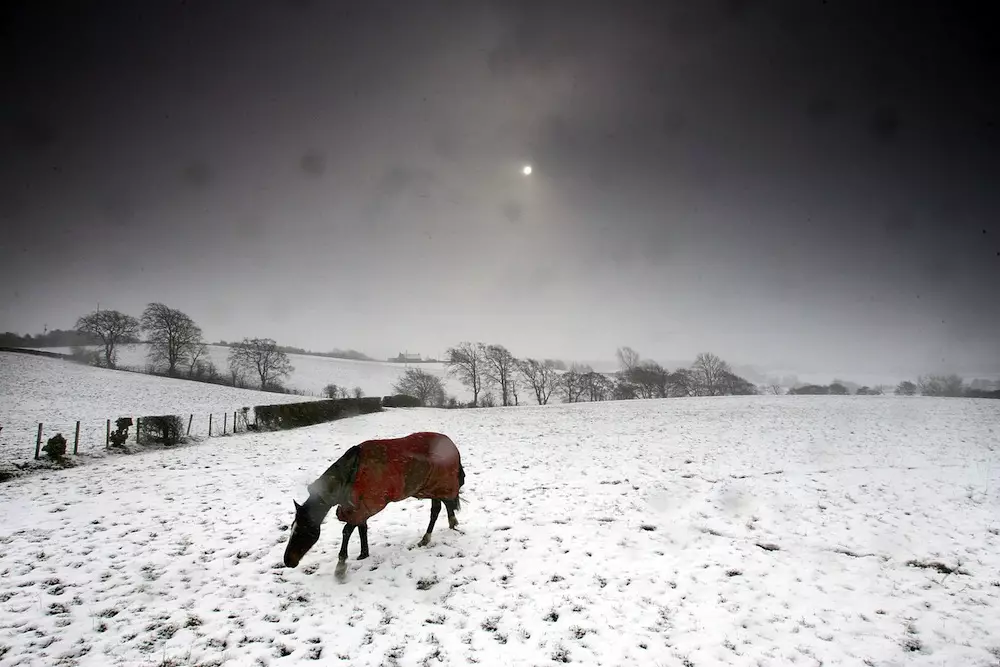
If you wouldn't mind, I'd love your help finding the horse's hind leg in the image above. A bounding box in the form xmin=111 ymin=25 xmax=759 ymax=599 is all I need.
xmin=443 ymin=498 xmax=460 ymax=530
xmin=357 ymin=522 xmax=369 ymax=560
xmin=418 ymin=499 xmax=442 ymax=546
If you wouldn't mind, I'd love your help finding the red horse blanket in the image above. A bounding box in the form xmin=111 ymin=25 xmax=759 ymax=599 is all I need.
xmin=335 ymin=431 xmax=463 ymax=525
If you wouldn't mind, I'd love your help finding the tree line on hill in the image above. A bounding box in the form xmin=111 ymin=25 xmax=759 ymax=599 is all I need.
xmin=393 ymin=342 xmax=1000 ymax=407
xmin=10 ymin=307 xmax=998 ymax=404
xmin=0 ymin=329 xmax=104 ymax=348
xmin=391 ymin=344 xmax=759 ymax=407
xmin=786 ymin=376 xmax=998 ymax=398
xmin=58 ymin=305 xmax=303 ymax=394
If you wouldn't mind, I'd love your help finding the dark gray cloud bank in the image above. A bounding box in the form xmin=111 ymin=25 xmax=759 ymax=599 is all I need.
xmin=2 ymin=0 xmax=997 ymax=379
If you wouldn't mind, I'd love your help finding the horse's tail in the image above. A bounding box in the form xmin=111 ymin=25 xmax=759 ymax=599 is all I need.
xmin=454 ymin=461 xmax=466 ymax=512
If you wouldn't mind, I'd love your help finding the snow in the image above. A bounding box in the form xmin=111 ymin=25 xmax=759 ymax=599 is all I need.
xmin=1 ymin=396 xmax=999 ymax=666
xmin=0 ymin=351 xmax=319 ymax=465
xmin=27 ymin=345 xmax=469 ymax=401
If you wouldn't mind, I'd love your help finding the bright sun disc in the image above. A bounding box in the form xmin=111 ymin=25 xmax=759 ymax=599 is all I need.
xmin=522 ymin=165 xmax=532 ymax=175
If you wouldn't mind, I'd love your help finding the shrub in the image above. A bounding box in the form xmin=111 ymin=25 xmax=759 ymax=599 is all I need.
xmin=139 ymin=415 xmax=185 ymax=445
xmin=392 ymin=368 xmax=446 ymax=406
xmin=254 ymin=397 xmax=382 ymax=431
xmin=43 ymin=433 xmax=67 ymax=459
xmin=382 ymin=394 xmax=422 ymax=408
xmin=789 ymin=384 xmax=829 ymax=395
xmin=108 ymin=418 xmax=132 ymax=448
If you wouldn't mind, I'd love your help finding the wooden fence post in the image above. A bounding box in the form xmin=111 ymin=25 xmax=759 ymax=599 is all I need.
xmin=106 ymin=419 xmax=110 ymax=447
xmin=74 ymin=421 xmax=80 ymax=455
xmin=209 ymin=414 xmax=213 ymax=437
xmin=187 ymin=414 xmax=193 ymax=436
xmin=136 ymin=417 xmax=141 ymax=444
xmin=223 ymin=412 xmax=227 ymax=435
xmin=34 ymin=423 xmax=43 ymax=460
xmin=234 ymin=411 xmax=238 ymax=433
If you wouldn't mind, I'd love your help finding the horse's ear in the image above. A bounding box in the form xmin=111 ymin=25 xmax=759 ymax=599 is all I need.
xmin=293 ymin=499 xmax=301 ymax=510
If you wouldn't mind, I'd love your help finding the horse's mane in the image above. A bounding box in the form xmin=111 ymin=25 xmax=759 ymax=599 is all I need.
xmin=308 ymin=444 xmax=361 ymax=506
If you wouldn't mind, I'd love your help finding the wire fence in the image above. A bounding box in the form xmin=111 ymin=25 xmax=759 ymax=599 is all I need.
xmin=0 ymin=406 xmax=260 ymax=467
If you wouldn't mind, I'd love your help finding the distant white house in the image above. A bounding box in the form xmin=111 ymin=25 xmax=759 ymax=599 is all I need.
xmin=389 ymin=352 xmax=422 ymax=363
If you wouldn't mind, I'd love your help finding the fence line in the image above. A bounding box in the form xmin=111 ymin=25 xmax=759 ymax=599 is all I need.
xmin=1 ymin=405 xmax=262 ymax=464
xmin=4 ymin=395 xmax=398 ymax=467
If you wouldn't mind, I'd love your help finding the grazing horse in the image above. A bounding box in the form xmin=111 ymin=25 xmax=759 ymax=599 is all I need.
xmin=283 ymin=431 xmax=465 ymax=570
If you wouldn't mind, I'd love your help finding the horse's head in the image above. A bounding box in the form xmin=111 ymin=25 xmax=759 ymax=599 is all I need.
xmin=283 ymin=499 xmax=324 ymax=568
xmin=283 ymin=446 xmax=360 ymax=568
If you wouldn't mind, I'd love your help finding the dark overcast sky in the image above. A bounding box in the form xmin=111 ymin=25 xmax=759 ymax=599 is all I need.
xmin=2 ymin=0 xmax=997 ymax=378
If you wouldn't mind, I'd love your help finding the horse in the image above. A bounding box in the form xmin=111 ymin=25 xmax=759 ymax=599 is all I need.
xmin=282 ymin=431 xmax=465 ymax=570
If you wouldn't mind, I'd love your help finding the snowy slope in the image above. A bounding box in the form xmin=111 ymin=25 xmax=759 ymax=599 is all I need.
xmin=0 ymin=396 xmax=998 ymax=666
xmin=28 ymin=345 xmax=471 ymax=401
xmin=0 ymin=351 xmax=319 ymax=463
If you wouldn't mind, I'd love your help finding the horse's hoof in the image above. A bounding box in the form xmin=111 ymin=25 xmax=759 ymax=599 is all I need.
xmin=358 ymin=553 xmax=369 ymax=561
xmin=417 ymin=535 xmax=431 ymax=547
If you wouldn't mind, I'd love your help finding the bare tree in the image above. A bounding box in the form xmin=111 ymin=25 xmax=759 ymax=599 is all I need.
xmin=628 ymin=361 xmax=669 ymax=398
xmin=667 ymin=369 xmax=697 ymax=397
xmin=75 ymin=309 xmax=140 ymax=369
xmin=323 ymin=383 xmax=347 ymax=399
xmin=918 ymin=374 xmax=964 ymax=397
xmin=186 ymin=342 xmax=209 ymax=376
xmin=691 ymin=352 xmax=731 ymax=396
xmin=228 ymin=337 xmax=294 ymax=390
xmin=445 ymin=342 xmax=486 ymax=406
xmin=895 ymin=380 xmax=917 ymax=396
xmin=352 ymin=386 xmax=364 ymax=399
xmin=483 ymin=344 xmax=518 ymax=406
xmin=140 ymin=302 xmax=205 ymax=376
xmin=721 ymin=371 xmax=758 ymax=395
xmin=561 ymin=364 xmax=589 ymax=403
xmin=767 ymin=382 xmax=783 ymax=395
xmin=616 ymin=346 xmax=640 ymax=372
xmin=393 ymin=368 xmax=446 ymax=407
xmin=518 ymin=358 xmax=559 ymax=405
xmin=613 ymin=374 xmax=638 ymax=400
xmin=581 ymin=371 xmax=614 ymax=401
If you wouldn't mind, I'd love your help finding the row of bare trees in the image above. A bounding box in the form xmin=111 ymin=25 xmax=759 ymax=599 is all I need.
xmin=75 ymin=303 xmax=208 ymax=374
xmin=444 ymin=342 xmax=564 ymax=407
xmin=609 ymin=347 xmax=757 ymax=400
xmin=73 ymin=305 xmax=295 ymax=391
xmin=440 ymin=342 xmax=757 ymax=407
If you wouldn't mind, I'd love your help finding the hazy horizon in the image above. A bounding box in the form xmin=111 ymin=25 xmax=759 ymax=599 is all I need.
xmin=2 ymin=1 xmax=998 ymax=381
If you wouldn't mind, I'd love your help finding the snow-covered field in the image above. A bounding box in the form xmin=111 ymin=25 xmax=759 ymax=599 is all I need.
xmin=0 ymin=351 xmax=320 ymax=463
xmin=1 ymin=396 xmax=998 ymax=666
xmin=28 ymin=345 xmax=469 ymax=401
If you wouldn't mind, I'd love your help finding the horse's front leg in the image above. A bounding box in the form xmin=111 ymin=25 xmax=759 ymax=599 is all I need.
xmin=357 ymin=522 xmax=369 ymax=560
xmin=338 ymin=523 xmax=356 ymax=563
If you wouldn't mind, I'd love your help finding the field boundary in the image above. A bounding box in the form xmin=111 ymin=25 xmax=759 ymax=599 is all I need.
xmin=0 ymin=395 xmax=419 ymax=484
